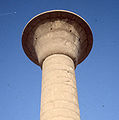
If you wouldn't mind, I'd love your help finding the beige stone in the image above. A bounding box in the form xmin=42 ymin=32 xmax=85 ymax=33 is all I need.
xmin=40 ymin=54 xmax=80 ymax=120
xmin=22 ymin=10 xmax=93 ymax=120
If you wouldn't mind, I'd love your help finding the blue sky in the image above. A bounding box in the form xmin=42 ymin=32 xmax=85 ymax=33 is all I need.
xmin=0 ymin=0 xmax=119 ymax=120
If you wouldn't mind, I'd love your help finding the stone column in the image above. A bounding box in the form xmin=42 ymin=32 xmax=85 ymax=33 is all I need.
xmin=22 ymin=10 xmax=93 ymax=120
xmin=40 ymin=54 xmax=80 ymax=120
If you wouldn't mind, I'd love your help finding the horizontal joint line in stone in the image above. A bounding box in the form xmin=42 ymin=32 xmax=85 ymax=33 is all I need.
xmin=41 ymin=115 xmax=77 ymax=120
xmin=41 ymin=82 xmax=77 ymax=92
xmin=41 ymin=89 xmax=78 ymax=99
xmin=42 ymin=76 xmax=76 ymax=85
xmin=40 ymin=107 xmax=80 ymax=118
xmin=41 ymin=99 xmax=79 ymax=109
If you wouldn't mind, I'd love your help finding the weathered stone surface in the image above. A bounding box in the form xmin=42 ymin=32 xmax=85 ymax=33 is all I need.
xmin=22 ymin=10 xmax=93 ymax=67
xmin=41 ymin=54 xmax=80 ymax=120
xmin=22 ymin=10 xmax=93 ymax=120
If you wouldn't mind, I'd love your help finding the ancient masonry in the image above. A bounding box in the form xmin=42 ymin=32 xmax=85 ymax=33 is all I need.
xmin=22 ymin=10 xmax=93 ymax=120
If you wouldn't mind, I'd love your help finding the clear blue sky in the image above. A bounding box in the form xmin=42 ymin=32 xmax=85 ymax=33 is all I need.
xmin=0 ymin=0 xmax=119 ymax=120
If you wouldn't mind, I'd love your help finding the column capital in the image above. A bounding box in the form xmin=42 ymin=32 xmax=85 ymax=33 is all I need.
xmin=22 ymin=10 xmax=93 ymax=67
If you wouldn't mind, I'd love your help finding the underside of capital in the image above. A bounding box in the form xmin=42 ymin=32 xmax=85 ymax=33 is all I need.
xmin=22 ymin=10 xmax=93 ymax=67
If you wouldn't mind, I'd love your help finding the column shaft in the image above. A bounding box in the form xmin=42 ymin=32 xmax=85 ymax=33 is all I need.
xmin=40 ymin=54 xmax=80 ymax=120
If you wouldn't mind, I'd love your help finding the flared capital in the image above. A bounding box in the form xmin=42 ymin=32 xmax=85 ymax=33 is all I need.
xmin=22 ymin=10 xmax=93 ymax=67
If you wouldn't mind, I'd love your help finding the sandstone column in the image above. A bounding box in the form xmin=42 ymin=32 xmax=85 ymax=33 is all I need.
xmin=40 ymin=54 xmax=79 ymax=120
xmin=22 ymin=10 xmax=93 ymax=120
